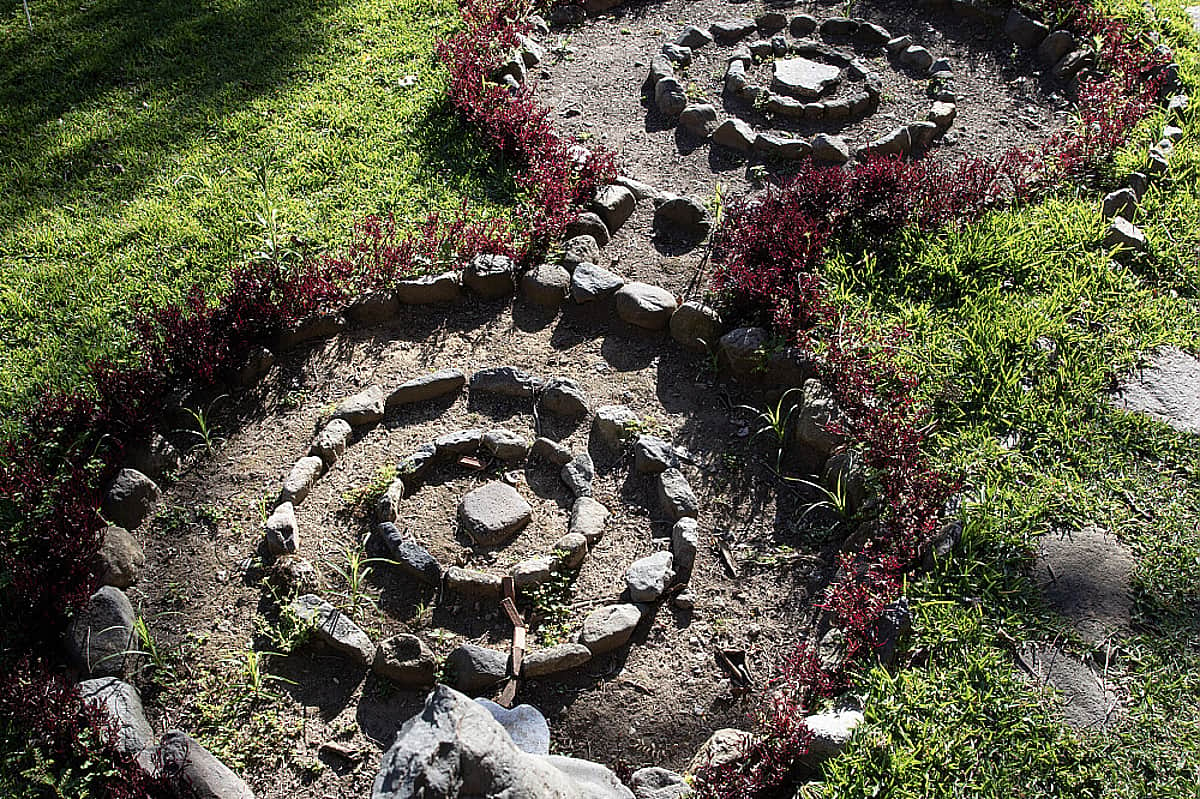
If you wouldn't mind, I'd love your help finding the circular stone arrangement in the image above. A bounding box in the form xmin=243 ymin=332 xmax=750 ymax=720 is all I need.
xmin=257 ymin=363 xmax=710 ymax=694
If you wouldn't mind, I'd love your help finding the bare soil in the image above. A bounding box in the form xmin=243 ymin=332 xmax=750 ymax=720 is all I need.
xmin=130 ymin=298 xmax=845 ymax=798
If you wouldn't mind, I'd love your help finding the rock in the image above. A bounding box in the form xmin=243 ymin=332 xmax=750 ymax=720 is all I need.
xmin=798 ymin=708 xmax=864 ymax=768
xmin=459 ymin=482 xmax=533 ymax=545
xmin=445 ymin=644 xmax=509 ymax=693
xmin=773 ymin=57 xmax=840 ymax=99
xmin=1004 ymin=9 xmax=1049 ymax=48
xmin=435 ymin=428 xmax=484 ymax=457
xmin=711 ymin=18 xmax=757 ymax=43
xmin=670 ymin=301 xmax=721 ymax=351
xmin=654 ymin=196 xmax=712 ymax=239
xmin=1053 ymin=49 xmax=1093 ymax=81
xmin=634 ymin=435 xmax=677 ymax=474
xmin=794 ymin=379 xmax=845 ymax=455
xmin=464 ymin=254 xmax=515 ymax=298
xmin=293 ymin=594 xmax=374 ymax=665
xmin=378 ymin=523 xmax=443 ymax=586
xmin=445 ymin=566 xmax=504 ymax=597
xmin=900 ymin=45 xmax=934 ymax=73
xmin=387 ymin=369 xmax=466 ymax=406
xmin=657 ymin=468 xmax=699 ymax=521
xmin=856 ymin=22 xmax=891 ymax=46
xmin=673 ymin=592 xmax=695 ymax=610
xmin=127 ymin=434 xmax=180 ymax=481
xmin=1104 ymin=217 xmax=1146 ymax=251
xmin=97 ymin=526 xmax=145 ymax=588
xmin=578 ymin=603 xmax=642 ymax=654
xmin=264 ymin=502 xmax=299 ymax=556
xmin=869 ymin=597 xmax=912 ymax=666
xmin=102 ymin=468 xmax=161 ymax=530
xmin=531 ymin=437 xmax=574 ymax=466
xmin=625 ymin=551 xmax=675 ymax=602
xmin=334 ymin=385 xmax=385 ymax=426
xmin=482 ymin=428 xmax=531 ymax=461
xmin=270 ymin=554 xmax=322 ymax=594
xmin=513 ymin=556 xmax=556 ymax=588
xmin=646 ymin=55 xmax=675 ymax=89
xmin=553 ymin=532 xmax=589 ymax=569
xmin=631 ymin=767 xmax=691 ymax=799
xmin=372 ymin=686 xmax=633 ymax=798
xmin=552 ymin=2 xmax=586 ymax=23
xmin=523 ymin=642 xmax=592 ymax=678
xmin=373 ymin=634 xmax=437 ymax=688
xmin=277 ymin=312 xmax=345 ymax=349
xmin=397 ymin=442 xmax=438 ymax=484
xmin=688 ymin=728 xmax=757 ymax=773
xmin=1038 ymin=30 xmax=1074 ymax=64
xmin=679 ymin=104 xmax=718 ymax=138
xmin=766 ymin=347 xmax=817 ymax=386
xmin=672 ymin=517 xmax=700 ymax=578
xmin=819 ymin=16 xmax=857 ymax=36
xmin=712 ymin=118 xmax=755 ymax=152
xmin=821 ymin=449 xmax=868 ymax=513
xmin=928 ymin=101 xmax=956 ymax=128
xmin=396 ymin=271 xmax=462 ymax=304
xmin=1113 ymin=347 xmax=1200 ymax=434
xmin=677 ymin=25 xmax=712 ymax=48
xmin=347 ymin=291 xmax=400 ymax=326
xmin=718 ymin=326 xmax=768 ymax=378
xmin=811 ymin=134 xmax=851 ymax=164
xmin=474 ymin=699 xmax=551 ymax=756
xmin=158 ymin=731 xmax=255 ymax=799
xmin=523 ymin=263 xmax=572 ymax=307
xmin=593 ymin=404 xmax=639 ymax=446
xmin=614 ymin=176 xmax=666 ymax=202
xmin=592 ymin=185 xmax=637 ymax=233
xmin=754 ymin=133 xmax=812 ymax=160
xmin=1016 ymin=642 xmax=1120 ymax=730
xmin=471 ymin=366 xmax=545 ymax=398
xmin=519 ymin=35 xmax=545 ymax=67
xmin=66 ymin=586 xmax=134 ymax=676
xmin=540 ymin=377 xmax=589 ymax=417
xmin=564 ymin=212 xmax=611 ymax=246
xmin=1036 ymin=524 xmax=1134 ymax=645
xmin=80 ymin=678 xmax=153 ymax=759
xmin=661 ymin=43 xmax=692 ymax=66
xmin=654 ymin=76 xmax=688 ymax=117
xmin=1168 ymin=94 xmax=1189 ymax=119
xmin=375 ymin=477 xmax=407 ymax=523
xmin=562 ymin=235 xmax=601 ymax=270
xmin=615 ymin=282 xmax=678 ymax=330
xmin=279 ymin=455 xmax=324 ymax=505
xmin=310 ymin=418 xmax=352 ymax=465
xmin=860 ymin=126 xmax=910 ymax=159
xmin=1102 ymin=188 xmax=1137 ymax=220
xmin=561 ymin=453 xmax=595 ymax=497
xmin=570 ymin=497 xmax=610 ymax=543
xmin=789 ymin=13 xmax=817 ymax=37
xmin=572 ymin=262 xmax=625 ymax=302
xmin=545 ymin=756 xmax=635 ymax=799
xmin=908 ymin=121 xmax=940 ymax=149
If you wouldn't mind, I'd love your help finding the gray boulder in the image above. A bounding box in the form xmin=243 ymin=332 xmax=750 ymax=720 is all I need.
xmin=523 ymin=263 xmax=572 ymax=307
xmin=564 ymin=212 xmax=610 ymax=246
xmin=561 ymin=453 xmax=596 ymax=498
xmin=653 ymin=196 xmax=711 ymax=240
xmin=712 ymin=118 xmax=755 ymax=152
xmin=475 ymin=700 xmax=551 ymax=756
xmin=373 ymin=634 xmax=438 ymax=688
xmin=655 ymin=77 xmax=688 ymax=117
xmin=615 ymin=283 xmax=678 ymax=330
xmin=657 ymin=469 xmax=698 ymax=521
xmin=464 ymin=254 xmax=516 ymax=298
xmin=79 ymin=677 xmax=153 ymax=758
xmin=279 ymin=455 xmax=324 ymax=505
xmin=531 ymin=437 xmax=574 ymax=466
xmin=562 ymin=235 xmax=601 ymax=270
xmin=592 ymin=404 xmax=639 ymax=446
xmin=811 ymin=133 xmax=851 ymax=164
xmin=669 ymin=301 xmax=721 ymax=351
xmin=553 ymin=532 xmax=589 ymax=570
xmin=482 ymin=428 xmax=531 ymax=461
xmin=523 ymin=642 xmax=592 ymax=678
xmin=471 ymin=366 xmax=545 ymax=398
xmin=387 ymin=369 xmax=466 ymax=406
xmin=1104 ymin=217 xmax=1146 ymax=252
xmin=591 ymin=185 xmax=637 ymax=233
xmin=540 ymin=377 xmax=590 ymax=417
xmin=679 ymin=104 xmax=718 ymax=138
xmin=378 ymin=523 xmax=443 ymax=586
xmin=334 ymin=385 xmax=386 ymax=426
xmin=292 ymin=594 xmax=374 ymax=665
xmin=671 ymin=517 xmax=700 ymax=578
xmin=572 ymin=263 xmax=625 ymax=303
xmin=66 ymin=586 xmax=134 ymax=676
xmin=570 ymin=497 xmax=610 ymax=543
xmin=794 ymin=378 xmax=846 ymax=455
xmin=445 ymin=644 xmax=509 ymax=693
xmin=1004 ymin=9 xmax=1049 ymax=48
xmin=310 ymin=418 xmax=353 ymax=465
xmin=396 ymin=271 xmax=462 ymax=304
xmin=625 ymin=551 xmax=675 ymax=602
xmin=264 ymin=502 xmax=299 ymax=556
xmin=718 ymin=326 xmax=768 ymax=379
xmin=578 ymin=603 xmax=642 ymax=654
xmin=102 ymin=468 xmax=160 ymax=530
xmin=634 ymin=435 xmax=677 ymax=474
xmin=158 ymin=731 xmax=255 ymax=799
xmin=459 ymin=482 xmax=533 ymax=545
xmin=435 ymin=428 xmax=484 ymax=458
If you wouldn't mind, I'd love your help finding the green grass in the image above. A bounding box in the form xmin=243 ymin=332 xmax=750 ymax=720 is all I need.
xmin=0 ymin=0 xmax=513 ymax=413
xmin=809 ymin=1 xmax=1200 ymax=794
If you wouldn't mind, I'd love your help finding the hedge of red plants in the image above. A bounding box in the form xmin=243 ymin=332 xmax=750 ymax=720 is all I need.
xmin=0 ymin=0 xmax=1170 ymax=795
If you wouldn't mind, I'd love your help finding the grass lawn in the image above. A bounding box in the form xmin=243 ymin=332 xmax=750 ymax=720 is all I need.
xmin=0 ymin=0 xmax=512 ymax=416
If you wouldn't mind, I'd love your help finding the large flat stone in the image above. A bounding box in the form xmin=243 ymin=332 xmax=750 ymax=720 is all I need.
xmin=459 ymin=482 xmax=533 ymax=545
xmin=1113 ymin=347 xmax=1200 ymax=433
xmin=773 ymin=57 xmax=840 ymax=99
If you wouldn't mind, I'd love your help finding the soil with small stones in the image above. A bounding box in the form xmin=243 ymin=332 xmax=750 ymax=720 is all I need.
xmin=534 ymin=0 xmax=1074 ymax=292
xmin=130 ymin=298 xmax=848 ymax=799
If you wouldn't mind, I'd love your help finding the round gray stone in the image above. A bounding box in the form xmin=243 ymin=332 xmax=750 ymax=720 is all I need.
xmin=459 ymin=482 xmax=533 ymax=545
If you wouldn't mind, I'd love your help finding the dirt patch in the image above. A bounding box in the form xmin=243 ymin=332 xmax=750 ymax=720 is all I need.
xmin=1112 ymin=346 xmax=1200 ymax=435
xmin=531 ymin=0 xmax=1074 ymax=294
xmin=129 ymin=298 xmax=848 ymax=798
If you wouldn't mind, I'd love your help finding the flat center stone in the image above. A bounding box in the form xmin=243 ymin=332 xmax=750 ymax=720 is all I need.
xmin=458 ymin=481 xmax=532 ymax=546
xmin=773 ymin=57 xmax=841 ymax=99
